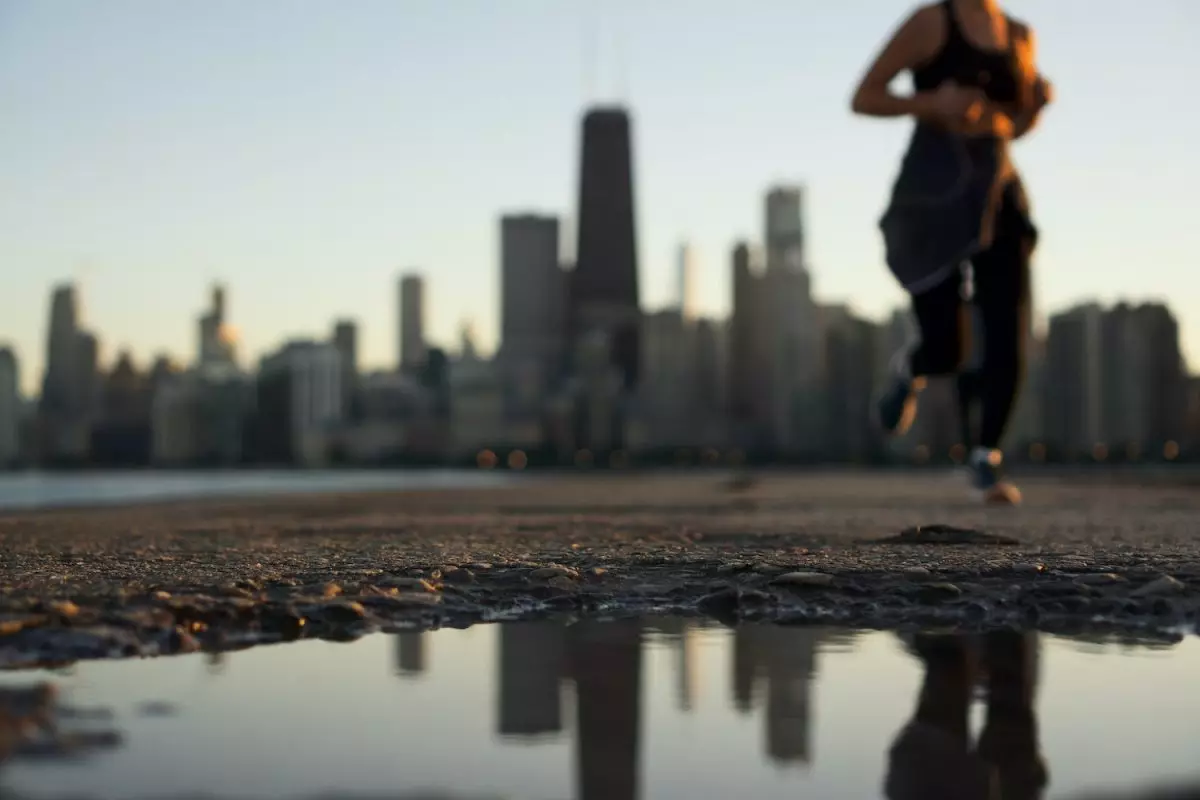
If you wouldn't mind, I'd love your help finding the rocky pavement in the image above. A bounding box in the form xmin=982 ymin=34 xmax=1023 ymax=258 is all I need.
xmin=0 ymin=470 xmax=1198 ymax=666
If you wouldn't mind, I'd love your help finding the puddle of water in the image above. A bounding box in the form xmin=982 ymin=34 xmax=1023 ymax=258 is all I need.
xmin=0 ymin=621 xmax=1196 ymax=799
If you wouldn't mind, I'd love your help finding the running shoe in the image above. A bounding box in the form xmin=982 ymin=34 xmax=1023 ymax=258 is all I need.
xmin=969 ymin=447 xmax=1022 ymax=505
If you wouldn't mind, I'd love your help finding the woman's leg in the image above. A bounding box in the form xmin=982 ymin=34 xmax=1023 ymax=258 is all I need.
xmin=910 ymin=270 xmax=968 ymax=378
xmin=884 ymin=635 xmax=996 ymax=799
xmin=956 ymin=295 xmax=985 ymax=449
xmin=976 ymin=632 xmax=1048 ymax=799
xmin=877 ymin=270 xmax=967 ymax=436
xmin=972 ymin=184 xmax=1034 ymax=451
xmin=956 ymin=367 xmax=982 ymax=448
xmin=968 ymin=180 xmax=1035 ymax=501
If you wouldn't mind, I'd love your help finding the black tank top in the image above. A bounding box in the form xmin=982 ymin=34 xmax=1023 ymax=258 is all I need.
xmin=912 ymin=0 xmax=1024 ymax=107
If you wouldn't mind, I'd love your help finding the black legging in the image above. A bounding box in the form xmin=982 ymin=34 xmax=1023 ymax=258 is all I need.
xmin=908 ymin=179 xmax=1035 ymax=451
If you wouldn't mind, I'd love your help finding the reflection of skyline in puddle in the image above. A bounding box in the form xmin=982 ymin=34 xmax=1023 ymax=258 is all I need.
xmin=0 ymin=683 xmax=123 ymax=766
xmin=0 ymin=623 xmax=1196 ymax=800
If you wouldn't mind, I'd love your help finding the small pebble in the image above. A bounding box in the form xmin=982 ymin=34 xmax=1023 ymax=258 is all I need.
xmin=916 ymin=582 xmax=963 ymax=602
xmin=48 ymin=601 xmax=80 ymax=618
xmin=381 ymin=577 xmax=438 ymax=593
xmin=530 ymin=565 xmax=579 ymax=581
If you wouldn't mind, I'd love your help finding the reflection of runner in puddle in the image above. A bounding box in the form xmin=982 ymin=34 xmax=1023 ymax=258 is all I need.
xmin=0 ymin=682 xmax=123 ymax=764
xmin=885 ymin=632 xmax=1047 ymax=800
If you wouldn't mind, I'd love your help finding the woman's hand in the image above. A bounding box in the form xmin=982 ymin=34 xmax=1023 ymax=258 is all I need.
xmin=926 ymin=82 xmax=987 ymax=128
xmin=1032 ymin=75 xmax=1054 ymax=110
xmin=954 ymin=107 xmax=1016 ymax=139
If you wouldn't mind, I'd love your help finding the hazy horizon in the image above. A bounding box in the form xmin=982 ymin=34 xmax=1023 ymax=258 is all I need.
xmin=2 ymin=0 xmax=1196 ymax=393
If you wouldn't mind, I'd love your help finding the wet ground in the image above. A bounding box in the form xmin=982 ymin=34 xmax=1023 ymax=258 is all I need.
xmin=1 ymin=472 xmax=1199 ymax=664
xmin=0 ymin=620 xmax=1198 ymax=799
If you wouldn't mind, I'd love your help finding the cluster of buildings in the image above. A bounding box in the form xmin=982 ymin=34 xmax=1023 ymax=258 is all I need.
xmin=394 ymin=620 xmax=851 ymax=789
xmin=1 ymin=104 xmax=1198 ymax=469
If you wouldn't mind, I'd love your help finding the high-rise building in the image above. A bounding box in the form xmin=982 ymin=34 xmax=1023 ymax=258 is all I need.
xmin=44 ymin=284 xmax=78 ymax=377
xmin=636 ymin=309 xmax=695 ymax=447
xmin=761 ymin=186 xmax=822 ymax=454
xmin=198 ymin=284 xmax=237 ymax=369
xmin=1043 ymin=303 xmax=1105 ymax=459
xmin=727 ymin=242 xmax=770 ymax=442
xmin=762 ymin=626 xmax=822 ymax=764
xmin=1184 ymin=376 xmax=1200 ymax=457
xmin=765 ymin=266 xmax=819 ymax=455
xmin=91 ymin=350 xmax=152 ymax=465
xmin=1042 ymin=301 xmax=1185 ymax=461
xmin=39 ymin=283 xmax=99 ymax=462
xmin=692 ymin=317 xmax=725 ymax=439
xmin=1099 ymin=302 xmax=1187 ymax=455
xmin=254 ymin=340 xmax=344 ymax=466
xmin=398 ymin=274 xmax=426 ymax=374
xmin=151 ymin=373 xmax=200 ymax=466
xmin=0 ymin=347 xmax=19 ymax=466
xmin=1133 ymin=303 xmax=1187 ymax=451
xmin=568 ymin=330 xmax=626 ymax=454
xmin=764 ymin=186 xmax=805 ymax=273
xmin=497 ymin=623 xmax=566 ymax=737
xmin=449 ymin=355 xmax=507 ymax=458
xmin=1101 ymin=303 xmax=1148 ymax=452
xmin=823 ymin=311 xmax=883 ymax=462
xmin=395 ymin=632 xmax=426 ymax=677
xmin=570 ymin=106 xmax=641 ymax=389
xmin=569 ymin=620 xmax=643 ymax=800
xmin=332 ymin=319 xmax=358 ymax=417
xmin=728 ymin=241 xmax=757 ymax=411
xmin=332 ymin=319 xmax=358 ymax=376
xmin=76 ymin=331 xmax=101 ymax=432
xmin=41 ymin=284 xmax=80 ymax=419
xmin=677 ymin=243 xmax=697 ymax=321
xmin=500 ymin=213 xmax=565 ymax=411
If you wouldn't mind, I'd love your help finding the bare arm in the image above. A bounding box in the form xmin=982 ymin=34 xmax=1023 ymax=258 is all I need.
xmin=1009 ymin=23 xmax=1050 ymax=140
xmin=850 ymin=6 xmax=946 ymax=121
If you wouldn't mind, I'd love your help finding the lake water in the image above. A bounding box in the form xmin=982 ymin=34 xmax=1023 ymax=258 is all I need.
xmin=0 ymin=469 xmax=527 ymax=511
xmin=0 ymin=621 xmax=1196 ymax=799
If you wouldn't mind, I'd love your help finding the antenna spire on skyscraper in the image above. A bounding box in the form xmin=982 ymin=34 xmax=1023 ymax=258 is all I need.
xmin=581 ymin=6 xmax=599 ymax=103
xmin=580 ymin=6 xmax=630 ymax=106
xmin=614 ymin=20 xmax=629 ymax=104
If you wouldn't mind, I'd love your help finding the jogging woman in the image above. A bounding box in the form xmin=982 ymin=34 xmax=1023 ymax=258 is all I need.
xmin=851 ymin=0 xmax=1052 ymax=504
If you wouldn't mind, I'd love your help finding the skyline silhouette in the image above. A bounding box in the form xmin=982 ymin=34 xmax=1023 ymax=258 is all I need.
xmin=2 ymin=0 xmax=1197 ymax=394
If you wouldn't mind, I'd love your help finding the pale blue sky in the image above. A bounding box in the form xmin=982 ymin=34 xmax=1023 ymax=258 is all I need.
xmin=1 ymin=0 xmax=1196 ymax=393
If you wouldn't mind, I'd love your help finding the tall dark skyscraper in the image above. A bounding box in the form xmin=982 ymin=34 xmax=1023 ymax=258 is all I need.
xmin=39 ymin=283 xmax=98 ymax=461
xmin=570 ymin=106 xmax=641 ymax=389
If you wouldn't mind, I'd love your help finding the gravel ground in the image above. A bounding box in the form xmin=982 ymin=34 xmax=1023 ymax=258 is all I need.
xmin=1 ymin=469 xmax=1198 ymax=666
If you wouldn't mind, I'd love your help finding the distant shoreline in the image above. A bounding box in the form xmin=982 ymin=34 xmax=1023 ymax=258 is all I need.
xmin=1 ymin=463 xmax=1196 ymax=513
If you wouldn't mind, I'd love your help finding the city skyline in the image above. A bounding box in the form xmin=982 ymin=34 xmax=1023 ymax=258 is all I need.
xmin=2 ymin=95 xmax=1195 ymax=469
xmin=2 ymin=1 xmax=1197 ymax=394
